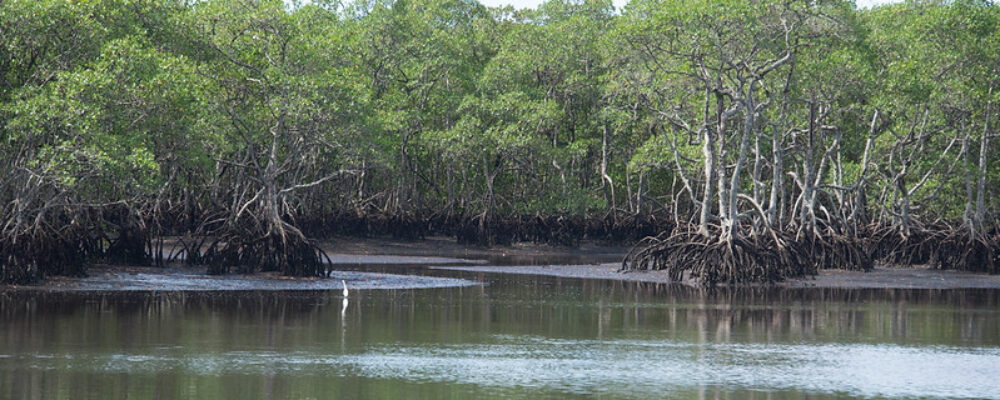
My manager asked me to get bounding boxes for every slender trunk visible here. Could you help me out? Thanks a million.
[601,123,615,212]
[726,92,754,239]
[975,86,992,230]
[626,168,634,214]
[962,127,975,234]
[699,125,716,235]
[265,118,284,239]
[832,129,847,225]
[802,102,817,235]
[482,154,495,215]
[698,88,716,235]
[752,133,762,209]
[769,127,784,228]
[398,135,409,213]
[637,172,645,215]
[715,93,728,232]
[851,110,878,227]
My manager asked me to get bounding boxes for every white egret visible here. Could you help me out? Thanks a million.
[342,280,349,297]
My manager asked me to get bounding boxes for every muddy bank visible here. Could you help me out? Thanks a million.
[327,237,1000,290]
[319,236,626,265]
[784,266,1000,289]
[22,266,478,291]
[435,264,1000,289]
[161,235,624,265]
[7,236,1000,291]
[1,236,625,292]
[434,264,679,284]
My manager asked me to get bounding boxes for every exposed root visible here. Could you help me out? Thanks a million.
[586,213,667,243]
[102,207,152,266]
[455,213,512,246]
[866,223,1000,273]
[453,212,672,247]
[622,226,814,286]
[798,231,873,272]
[295,209,671,247]
[869,225,938,266]
[929,228,998,273]
[201,218,327,277]
[0,224,91,284]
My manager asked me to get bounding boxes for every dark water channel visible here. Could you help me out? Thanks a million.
[2,269,999,399]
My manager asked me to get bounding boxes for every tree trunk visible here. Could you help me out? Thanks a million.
[801,102,818,235]
[725,90,754,240]
[601,123,615,212]
[699,123,716,235]
[975,87,992,231]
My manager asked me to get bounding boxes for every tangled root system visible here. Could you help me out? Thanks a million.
[622,226,814,286]
[869,225,937,266]
[454,213,512,246]
[1,225,91,284]
[929,228,998,273]
[201,221,327,277]
[102,208,152,266]
[867,223,999,273]
[798,231,873,272]
[451,212,672,247]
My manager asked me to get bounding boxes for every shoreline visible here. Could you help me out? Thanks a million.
[435,264,1000,290]
[4,236,1000,291]
[30,265,480,291]
[328,236,1000,289]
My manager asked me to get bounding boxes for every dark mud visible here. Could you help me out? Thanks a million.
[786,266,1000,289]
[323,254,485,265]
[31,266,478,291]
[434,264,682,284]
[436,264,1000,289]
[6,236,1000,291]
[319,236,626,265]
[4,236,619,291]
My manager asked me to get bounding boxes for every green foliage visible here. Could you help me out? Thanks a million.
[5,35,213,197]
[1,0,998,246]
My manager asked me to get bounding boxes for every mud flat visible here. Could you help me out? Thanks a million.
[434,264,678,283]
[436,263,1000,289]
[318,236,627,265]
[785,266,1000,289]
[7,236,1000,290]
[17,266,478,291]
[1,236,622,292]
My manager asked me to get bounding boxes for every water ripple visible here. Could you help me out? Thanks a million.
[5,338,999,399]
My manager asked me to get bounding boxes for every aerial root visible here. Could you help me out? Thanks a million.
[201,220,327,277]
[0,225,91,284]
[799,231,873,272]
[867,224,998,272]
[102,207,152,266]
[869,225,938,266]
[929,228,998,273]
[622,226,814,286]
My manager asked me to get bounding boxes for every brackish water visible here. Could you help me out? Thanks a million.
[2,272,1000,399]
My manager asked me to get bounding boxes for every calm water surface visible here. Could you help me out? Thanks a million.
[2,270,999,399]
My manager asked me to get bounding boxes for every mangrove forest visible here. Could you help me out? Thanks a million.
[2,0,999,285]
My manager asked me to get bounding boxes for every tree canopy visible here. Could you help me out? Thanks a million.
[1,0,998,284]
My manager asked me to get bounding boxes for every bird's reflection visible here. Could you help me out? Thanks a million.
[340,279,349,332]
[340,297,349,350]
